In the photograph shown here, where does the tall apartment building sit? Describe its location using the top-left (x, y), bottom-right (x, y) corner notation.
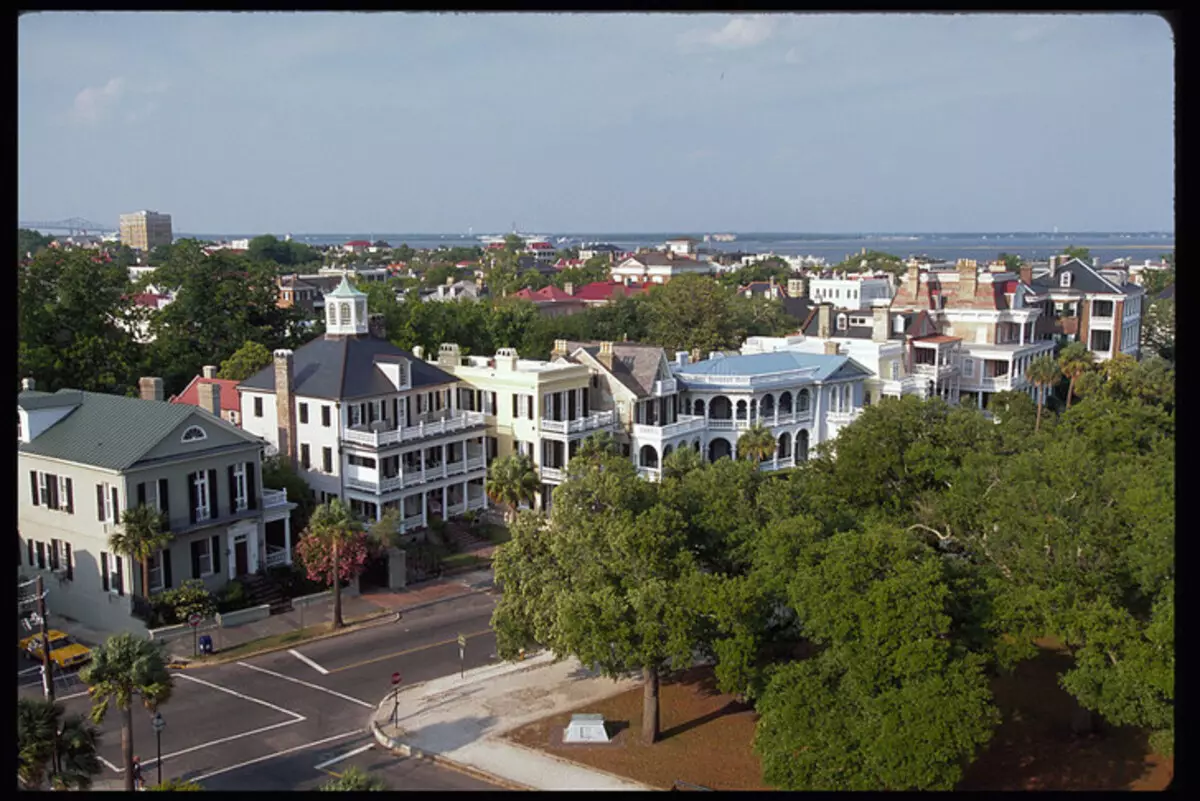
top-left (119, 210), bottom-right (173, 251)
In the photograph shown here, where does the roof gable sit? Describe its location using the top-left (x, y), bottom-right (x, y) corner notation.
top-left (170, 376), bottom-right (243, 413)
top-left (137, 410), bottom-right (262, 465)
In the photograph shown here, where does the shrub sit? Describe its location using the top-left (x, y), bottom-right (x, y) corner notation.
top-left (216, 580), bottom-right (249, 614)
top-left (157, 579), bottom-right (217, 625)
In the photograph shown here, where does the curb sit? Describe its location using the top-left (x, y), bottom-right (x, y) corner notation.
top-left (392, 588), bottom-right (488, 615)
top-left (167, 611), bottom-right (400, 669)
top-left (369, 719), bottom-right (531, 791)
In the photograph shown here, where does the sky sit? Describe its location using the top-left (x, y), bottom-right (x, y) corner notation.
top-left (18, 12), bottom-right (1174, 235)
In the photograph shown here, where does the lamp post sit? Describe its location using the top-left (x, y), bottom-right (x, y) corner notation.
top-left (151, 712), bottom-right (166, 786)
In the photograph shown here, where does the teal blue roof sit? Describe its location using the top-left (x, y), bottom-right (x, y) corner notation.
top-left (327, 276), bottom-right (365, 298)
top-left (677, 351), bottom-right (871, 383)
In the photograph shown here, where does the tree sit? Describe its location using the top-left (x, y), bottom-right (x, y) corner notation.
top-left (1057, 341), bottom-right (1095, 409)
top-left (1143, 298), bottom-right (1174, 362)
top-left (643, 274), bottom-right (751, 354)
top-left (296, 500), bottom-right (371, 629)
top-left (1061, 245), bottom-right (1091, 262)
top-left (492, 454), bottom-right (701, 745)
top-left (997, 252), bottom-right (1023, 272)
top-left (485, 453), bottom-right (540, 523)
top-left (832, 249), bottom-right (904, 278)
top-left (149, 778), bottom-right (204, 791)
top-left (146, 244), bottom-right (175, 266)
top-left (262, 455), bottom-right (316, 533)
top-left (661, 445), bottom-right (704, 481)
top-left (319, 766), bottom-right (388, 791)
top-left (736, 424), bottom-right (777, 463)
top-left (216, 340), bottom-right (274, 381)
top-left (111, 504), bottom-right (172, 599)
top-left (17, 697), bottom-right (103, 790)
top-left (1025, 354), bottom-right (1060, 432)
top-left (79, 633), bottom-right (173, 792)
top-left (503, 233), bottom-right (525, 253)
top-left (18, 227), bottom-right (56, 260)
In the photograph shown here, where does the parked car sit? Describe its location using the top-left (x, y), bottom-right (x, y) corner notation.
top-left (19, 630), bottom-right (92, 670)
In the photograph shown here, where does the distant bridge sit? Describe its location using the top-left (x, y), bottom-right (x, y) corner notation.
top-left (19, 218), bottom-right (112, 236)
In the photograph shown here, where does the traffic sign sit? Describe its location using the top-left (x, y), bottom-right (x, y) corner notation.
top-left (457, 633), bottom-right (467, 649)
top-left (391, 672), bottom-right (402, 685)
top-left (188, 613), bottom-right (202, 628)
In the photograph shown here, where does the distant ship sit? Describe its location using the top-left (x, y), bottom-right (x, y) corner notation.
top-left (709, 233), bottom-right (737, 242)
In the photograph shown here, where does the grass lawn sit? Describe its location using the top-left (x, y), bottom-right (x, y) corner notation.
top-left (505, 643), bottom-right (1172, 791)
top-left (477, 523), bottom-right (511, 545)
top-left (441, 552), bottom-right (489, 571)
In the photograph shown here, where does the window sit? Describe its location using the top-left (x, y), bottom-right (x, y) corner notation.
top-left (57, 476), bottom-right (74, 513)
top-left (147, 550), bottom-right (165, 593)
top-left (321, 405), bottom-right (331, 427)
top-left (254, 397), bottom-right (263, 417)
top-left (890, 361), bottom-right (900, 380)
top-left (1060, 271), bottom-right (1073, 288)
top-left (232, 463), bottom-right (247, 512)
top-left (95, 483), bottom-right (118, 522)
top-left (327, 305), bottom-right (337, 326)
top-left (191, 539), bottom-right (214, 578)
top-left (101, 552), bottom-right (123, 596)
top-left (512, 393), bottom-right (519, 418)
top-left (299, 403), bottom-right (309, 424)
top-left (836, 313), bottom-right (848, 331)
top-left (963, 358), bottom-right (975, 377)
top-left (348, 454), bottom-right (377, 468)
top-left (39, 472), bottom-right (53, 506)
top-left (323, 447), bottom-right (333, 473)
top-left (339, 302), bottom-right (351, 325)
top-left (181, 425), bottom-right (207, 443)
top-left (193, 472), bottom-right (210, 522)
top-left (301, 444), bottom-right (311, 470)
top-left (893, 315), bottom-right (906, 333)
top-left (35, 541), bottom-right (46, 570)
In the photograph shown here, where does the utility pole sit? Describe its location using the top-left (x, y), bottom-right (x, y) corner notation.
top-left (37, 576), bottom-right (54, 702)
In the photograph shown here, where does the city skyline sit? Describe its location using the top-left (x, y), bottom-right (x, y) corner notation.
top-left (19, 12), bottom-right (1175, 234)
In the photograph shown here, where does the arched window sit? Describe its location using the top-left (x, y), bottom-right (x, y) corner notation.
top-left (327, 305), bottom-right (337, 326)
top-left (797, 389), bottom-right (810, 412)
top-left (796, 430), bottom-right (810, 462)
top-left (693, 399), bottom-right (706, 417)
top-left (181, 425), bottom-right (207, 443)
top-left (836, 313), bottom-right (848, 331)
top-left (1060, 271), bottom-right (1073, 288)
top-left (339, 302), bottom-right (351, 326)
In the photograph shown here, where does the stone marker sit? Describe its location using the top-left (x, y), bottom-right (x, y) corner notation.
top-left (563, 713), bottom-right (610, 744)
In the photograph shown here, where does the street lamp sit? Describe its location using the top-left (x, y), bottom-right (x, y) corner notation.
top-left (151, 712), bottom-right (166, 786)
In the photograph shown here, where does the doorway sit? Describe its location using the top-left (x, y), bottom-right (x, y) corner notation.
top-left (234, 537), bottom-right (249, 577)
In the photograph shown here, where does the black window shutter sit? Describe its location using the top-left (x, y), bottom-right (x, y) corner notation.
top-left (111, 487), bottom-right (120, 521)
top-left (207, 469), bottom-right (218, 520)
top-left (115, 557), bottom-right (124, 596)
top-left (101, 553), bottom-right (109, 591)
top-left (228, 466), bottom-right (237, 515)
top-left (64, 479), bottom-right (74, 514)
top-left (47, 475), bottom-right (59, 510)
top-left (190, 541), bottom-right (201, 579)
top-left (26, 540), bottom-right (34, 566)
top-left (211, 535), bottom-right (221, 574)
top-left (65, 543), bottom-right (73, 581)
top-left (50, 540), bottom-right (59, 570)
top-left (97, 485), bottom-right (106, 521)
top-left (137, 482), bottom-right (146, 506)
top-left (188, 473), bottom-right (198, 524)
top-left (163, 549), bottom-right (173, 589)
top-left (30, 471), bottom-right (39, 506)
top-left (159, 478), bottom-right (170, 519)
top-left (247, 463), bottom-right (257, 510)
top-left (36, 542), bottom-right (45, 569)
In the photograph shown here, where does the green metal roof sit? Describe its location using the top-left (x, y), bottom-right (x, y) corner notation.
top-left (326, 276), bottom-right (366, 298)
top-left (18, 389), bottom-right (261, 471)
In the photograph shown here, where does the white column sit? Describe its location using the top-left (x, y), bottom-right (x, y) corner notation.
top-left (284, 517), bottom-right (292, 564)
top-left (462, 480), bottom-right (468, 511)
top-left (421, 491), bottom-right (428, 527)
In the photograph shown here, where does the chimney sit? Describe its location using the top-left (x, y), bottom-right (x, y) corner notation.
top-left (872, 305), bottom-right (889, 343)
top-left (957, 259), bottom-right (978, 298)
top-left (564, 282), bottom-right (574, 296)
top-left (598, 341), bottom-right (614, 370)
top-left (446, 275), bottom-right (456, 286)
top-left (1048, 255), bottom-right (1060, 276)
top-left (21, 378), bottom-right (35, 391)
top-left (198, 381), bottom-right (221, 417)
top-left (139, 377), bottom-right (164, 402)
top-left (438, 343), bottom-right (461, 367)
top-left (1091, 257), bottom-right (1099, 268)
top-left (368, 313), bottom-right (387, 339)
top-left (818, 304), bottom-right (832, 339)
top-left (823, 341), bottom-right (841, 355)
top-left (1019, 263), bottom-right (1033, 286)
top-left (552, 339), bottom-right (569, 358)
top-left (496, 347), bottom-right (519, 371)
top-left (787, 278), bottom-right (806, 298)
top-left (690, 347), bottom-right (702, 364)
top-left (676, 350), bottom-right (689, 366)
top-left (413, 345), bottom-right (425, 360)
top-left (202, 365), bottom-right (218, 379)
top-left (273, 349), bottom-right (297, 466)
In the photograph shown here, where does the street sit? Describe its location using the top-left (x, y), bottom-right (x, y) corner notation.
top-left (19, 592), bottom-right (502, 791)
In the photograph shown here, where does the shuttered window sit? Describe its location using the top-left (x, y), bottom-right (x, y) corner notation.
top-left (101, 553), bottom-right (109, 591)
top-left (65, 543), bottom-right (73, 581)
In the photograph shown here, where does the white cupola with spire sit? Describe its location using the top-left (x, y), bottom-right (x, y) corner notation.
top-left (324, 276), bottom-right (369, 336)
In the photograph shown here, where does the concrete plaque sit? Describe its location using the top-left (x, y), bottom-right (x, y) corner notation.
top-left (563, 713), bottom-right (610, 744)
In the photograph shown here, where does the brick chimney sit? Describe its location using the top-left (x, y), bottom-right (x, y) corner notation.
top-left (787, 278), bottom-right (806, 298)
top-left (872, 305), bottom-right (890, 343)
top-left (823, 341), bottom-right (841, 355)
top-left (598, 341), bottom-right (614, 370)
top-left (818, 304), bottom-right (832, 339)
top-left (957, 259), bottom-right (978, 299)
top-left (564, 282), bottom-right (574, 296)
top-left (1019, 263), bottom-right (1033, 286)
top-left (368, 313), bottom-right (387, 339)
top-left (21, 378), bottom-right (35, 391)
top-left (552, 339), bottom-right (569, 358)
top-left (413, 345), bottom-right (425, 360)
top-left (690, 347), bottom-right (702, 365)
top-left (202, 365), bottom-right (218, 379)
top-left (139, 377), bottom-right (164, 402)
top-left (273, 350), bottom-right (297, 466)
top-left (438, 343), bottom-right (461, 367)
top-left (198, 381), bottom-right (221, 417)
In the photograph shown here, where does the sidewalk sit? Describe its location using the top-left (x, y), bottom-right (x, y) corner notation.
top-left (370, 651), bottom-right (654, 791)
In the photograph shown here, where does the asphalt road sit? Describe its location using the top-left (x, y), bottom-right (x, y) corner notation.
top-left (20, 592), bottom-right (502, 791)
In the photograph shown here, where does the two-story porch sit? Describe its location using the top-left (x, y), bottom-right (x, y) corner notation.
top-left (958, 340), bottom-right (1056, 408)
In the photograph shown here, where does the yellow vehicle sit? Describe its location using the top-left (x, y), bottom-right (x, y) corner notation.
top-left (19, 630), bottom-right (92, 670)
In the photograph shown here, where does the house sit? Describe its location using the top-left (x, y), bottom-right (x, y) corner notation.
top-left (665, 237), bottom-right (699, 258)
top-left (891, 259), bottom-right (1056, 409)
top-left (523, 239), bottom-right (557, 263)
top-left (1023, 257), bottom-right (1144, 361)
top-left (420, 280), bottom-right (483, 303)
top-left (611, 250), bottom-right (714, 285)
top-left (170, 367), bottom-right (244, 426)
top-left (578, 243), bottom-right (623, 262)
top-left (807, 274), bottom-right (894, 310)
top-left (277, 274), bottom-right (343, 316)
top-left (237, 277), bottom-right (489, 533)
top-left (568, 280), bottom-right (651, 306)
top-left (317, 264), bottom-right (390, 284)
top-left (342, 240), bottom-right (371, 254)
top-left (18, 378), bottom-right (294, 637)
top-left (511, 285), bottom-right (588, 317)
top-left (428, 344), bottom-right (613, 510)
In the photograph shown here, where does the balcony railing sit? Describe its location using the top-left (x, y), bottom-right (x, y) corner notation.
top-left (758, 456), bottom-right (796, 472)
top-left (540, 466), bottom-right (567, 483)
top-left (637, 466), bottom-right (662, 482)
top-left (261, 489), bottom-right (289, 508)
top-left (633, 414), bottom-right (707, 442)
top-left (974, 376), bottom-right (1014, 391)
top-left (912, 363), bottom-right (958, 377)
top-left (540, 410), bottom-right (616, 436)
top-left (467, 456), bottom-right (486, 472)
top-left (264, 544), bottom-right (290, 568)
top-left (343, 411), bottom-right (486, 448)
top-left (827, 409), bottom-right (862, 425)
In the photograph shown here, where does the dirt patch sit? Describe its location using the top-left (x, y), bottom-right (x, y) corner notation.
top-left (504, 666), bottom-right (768, 790)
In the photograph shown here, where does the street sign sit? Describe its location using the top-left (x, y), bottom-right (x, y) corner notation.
top-left (151, 712), bottom-right (166, 733)
top-left (188, 613), bottom-right (202, 628)
top-left (457, 633), bottom-right (467, 649)
top-left (391, 672), bottom-right (402, 685)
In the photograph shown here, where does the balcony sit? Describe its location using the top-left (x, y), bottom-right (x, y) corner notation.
top-left (974, 376), bottom-right (1014, 391)
top-left (343, 411), bottom-right (486, 448)
top-left (632, 414), bottom-right (707, 442)
top-left (912, 363), bottom-right (958, 379)
top-left (261, 489), bottom-right (289, 509)
top-left (539, 410), bottom-right (616, 437)
top-left (637, 466), bottom-right (662, 482)
top-left (826, 409), bottom-right (862, 425)
top-left (758, 456), bottom-right (796, 472)
top-left (651, 378), bottom-right (678, 396)
top-left (540, 466), bottom-right (567, 483)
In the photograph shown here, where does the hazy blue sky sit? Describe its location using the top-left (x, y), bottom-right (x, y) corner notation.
top-left (18, 12), bottom-right (1174, 234)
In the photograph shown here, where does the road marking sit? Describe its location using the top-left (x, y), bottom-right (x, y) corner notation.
top-left (191, 730), bottom-right (364, 783)
top-left (327, 628), bottom-right (494, 674)
top-left (58, 690), bottom-right (90, 701)
top-left (143, 718), bottom-right (304, 768)
top-left (18, 665), bottom-right (41, 676)
top-left (99, 757), bottom-right (122, 773)
top-left (288, 648), bottom-right (330, 675)
top-left (173, 671), bottom-right (305, 721)
top-left (236, 662), bottom-right (373, 708)
top-left (313, 742), bottom-right (374, 771)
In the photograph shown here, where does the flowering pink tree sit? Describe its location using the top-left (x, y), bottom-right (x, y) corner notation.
top-left (295, 499), bottom-right (375, 629)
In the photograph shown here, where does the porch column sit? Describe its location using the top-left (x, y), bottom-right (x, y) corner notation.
top-left (284, 516), bottom-right (293, 564)
top-left (462, 480), bottom-right (469, 511)
top-left (421, 491), bottom-right (428, 527)
top-left (441, 444), bottom-right (448, 477)
top-left (441, 485), bottom-right (447, 517)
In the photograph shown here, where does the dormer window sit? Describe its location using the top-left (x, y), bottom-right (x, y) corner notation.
top-left (1060, 271), bottom-right (1073, 288)
top-left (893, 315), bottom-right (906, 334)
top-left (836, 313), bottom-right (848, 331)
top-left (181, 425), bottom-right (207, 443)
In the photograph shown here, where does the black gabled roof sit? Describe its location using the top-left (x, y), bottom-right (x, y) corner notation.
top-left (781, 297), bottom-right (812, 323)
top-left (239, 335), bottom-right (456, 401)
top-left (1157, 283), bottom-right (1175, 301)
top-left (1029, 258), bottom-right (1133, 296)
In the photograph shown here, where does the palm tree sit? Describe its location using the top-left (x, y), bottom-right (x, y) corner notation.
top-left (485, 453), bottom-right (539, 524)
top-left (302, 500), bottom-right (361, 629)
top-left (736, 423), bottom-right (777, 463)
top-left (18, 697), bottom-right (103, 790)
top-left (1057, 341), bottom-right (1095, 410)
top-left (79, 633), bottom-right (173, 793)
top-left (111, 504), bottom-right (172, 599)
top-left (575, 431), bottom-right (619, 463)
top-left (1026, 354), bottom-right (1060, 432)
top-left (319, 766), bottom-right (389, 791)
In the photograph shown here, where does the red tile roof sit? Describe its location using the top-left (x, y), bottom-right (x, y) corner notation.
top-left (131, 293), bottom-right (167, 308)
top-left (514, 285), bottom-right (581, 303)
top-left (169, 376), bottom-right (243, 415)
top-left (344, 240), bottom-right (371, 247)
top-left (573, 281), bottom-right (650, 301)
